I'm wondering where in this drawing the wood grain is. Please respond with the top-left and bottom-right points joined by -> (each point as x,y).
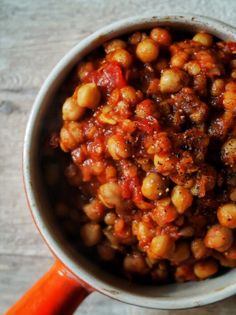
1,0 -> 236,314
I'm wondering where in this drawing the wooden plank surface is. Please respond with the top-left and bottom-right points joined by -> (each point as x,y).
1,0 -> 236,314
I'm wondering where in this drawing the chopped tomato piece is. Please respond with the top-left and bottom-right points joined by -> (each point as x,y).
135,116 -> 160,133
87,61 -> 127,93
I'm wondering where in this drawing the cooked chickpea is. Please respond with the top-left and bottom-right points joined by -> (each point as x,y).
60,121 -> 84,152
136,38 -> 159,63
148,235 -> 175,260
211,79 -> 225,96
123,253 -> 148,274
160,68 -> 186,93
171,52 -> 188,68
193,32 -> 213,47
77,61 -> 94,81
97,242 -> 116,261
120,86 -> 138,105
109,48 -> 132,68
230,188 -> 236,202
217,203 -> 236,228
107,135 -> 130,160
171,185 -> 193,214
80,223 -> 102,247
151,262 -> 169,283
231,69 -> 236,79
223,82 -> 236,111
77,83 -> 101,109
152,198 -> 178,226
104,212 -> 117,225
170,242 -> 190,265
141,173 -> 166,200
136,221 -> 154,243
104,39 -> 126,54
150,28 -> 172,46
204,224 -> 233,252
62,97 -> 85,121
221,138 -> 236,167
194,259 -> 218,279
191,239 -> 208,260
83,199 -> 105,221
98,182 -> 123,209
185,61 -> 201,76
154,153 -> 176,176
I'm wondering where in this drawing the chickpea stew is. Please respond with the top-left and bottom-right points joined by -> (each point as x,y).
44,27 -> 236,284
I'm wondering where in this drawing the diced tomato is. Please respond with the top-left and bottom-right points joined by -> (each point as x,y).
135,116 -> 160,134
227,42 -> 236,53
87,61 -> 127,94
120,175 -> 143,202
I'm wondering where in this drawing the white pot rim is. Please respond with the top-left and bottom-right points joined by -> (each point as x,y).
23,14 -> 236,310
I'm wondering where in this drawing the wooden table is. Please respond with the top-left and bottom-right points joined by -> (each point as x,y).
1,0 -> 236,314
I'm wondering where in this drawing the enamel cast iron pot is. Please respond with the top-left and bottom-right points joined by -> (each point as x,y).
5,15 -> 236,315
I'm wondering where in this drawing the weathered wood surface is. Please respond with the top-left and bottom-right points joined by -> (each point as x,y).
1,0 -> 236,314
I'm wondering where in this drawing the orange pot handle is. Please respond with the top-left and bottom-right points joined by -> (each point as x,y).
5,260 -> 90,315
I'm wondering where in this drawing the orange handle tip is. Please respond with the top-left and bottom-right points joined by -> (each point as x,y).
5,260 -> 90,315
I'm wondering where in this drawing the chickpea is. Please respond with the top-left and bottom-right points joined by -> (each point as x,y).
194,259 -> 218,279
141,173 -> 166,200
231,69 -> 236,79
175,265 -> 196,282
105,165 -> 117,181
107,135 -> 130,160
136,38 -> 159,63
160,68 -> 186,93
123,253 -> 148,274
135,99 -> 155,118
97,242 -> 116,261
150,28 -> 172,46
104,212 -> 117,225
62,97 -> 85,121
211,79 -> 225,96
98,182 -> 123,209
171,185 -> 193,214
151,262 -> 169,283
170,242 -> 190,265
83,199 -> 105,222
80,223 -> 102,247
185,61 -> 201,76
191,239 -> 208,260
215,253 -> 236,268
204,224 -> 233,252
152,198 -> 178,226
60,121 -> 84,152
77,83 -> 101,109
148,235 -> 175,260
104,39 -> 126,54
230,188 -> 236,202
98,105 -> 117,125
217,203 -> 236,228
171,52 -> 188,68
108,48 -> 132,68
223,82 -> 236,111
120,86 -> 138,105
77,61 -> 94,81
136,221 -> 154,243
221,138 -> 236,167
154,153 -> 176,176
193,32 -> 213,47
